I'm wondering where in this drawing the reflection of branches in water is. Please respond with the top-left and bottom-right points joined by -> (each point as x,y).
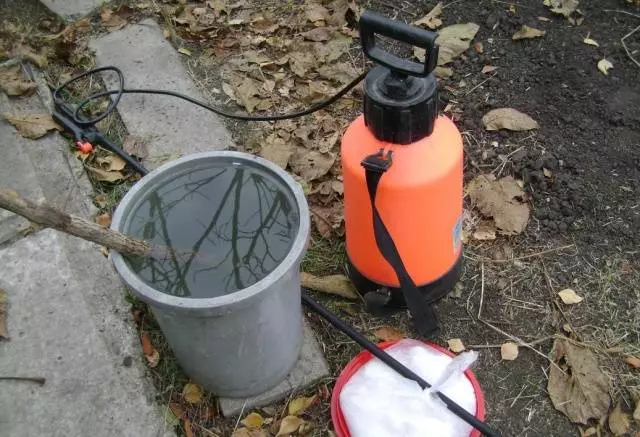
132,168 -> 294,297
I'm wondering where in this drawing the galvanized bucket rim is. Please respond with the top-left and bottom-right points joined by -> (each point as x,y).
110,151 -> 310,312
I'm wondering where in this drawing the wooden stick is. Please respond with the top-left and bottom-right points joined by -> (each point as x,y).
0,188 -> 151,257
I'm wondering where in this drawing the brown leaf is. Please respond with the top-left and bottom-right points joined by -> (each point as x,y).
100,8 -> 127,30
634,399 -> 640,421
413,2 -> 443,30
0,65 -> 37,96
447,338 -> 465,353
232,428 -> 268,437
87,167 -> 125,183
466,174 -> 530,235
558,288 -> 583,305
501,342 -> 519,360
140,331 -> 160,367
182,383 -> 204,404
472,221 -> 497,240
123,135 -> 148,160
0,288 -> 8,340
434,66 -> 453,78
609,403 -> 630,436
512,25 -> 546,40
289,149 -> 335,181
3,112 -> 62,139
434,23 -> 479,66
623,356 -> 640,369
306,3 -> 330,24
302,27 -> 333,42
327,0 -> 358,27
276,415 -> 303,436
544,0 -> 579,18
97,154 -> 127,172
94,194 -> 108,208
316,62 -> 358,84
289,51 -> 316,77
288,395 -> 317,416
95,213 -> 112,227
548,339 -> 611,424
300,272 -> 358,299
234,77 -> 261,112
260,134 -> 294,169
482,65 -> 498,74
373,326 -> 405,342
241,412 -> 265,429
482,108 -> 538,131
184,419 -> 194,437
316,34 -> 352,63
13,45 -> 48,68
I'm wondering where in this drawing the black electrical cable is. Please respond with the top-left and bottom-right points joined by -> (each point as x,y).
52,66 -> 367,127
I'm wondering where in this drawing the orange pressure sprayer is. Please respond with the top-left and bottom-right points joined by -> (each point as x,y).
342,11 -> 464,337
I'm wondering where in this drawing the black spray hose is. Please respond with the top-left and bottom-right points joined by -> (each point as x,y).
302,294 -> 500,437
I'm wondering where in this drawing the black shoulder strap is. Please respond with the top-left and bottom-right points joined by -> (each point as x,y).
361,149 -> 439,338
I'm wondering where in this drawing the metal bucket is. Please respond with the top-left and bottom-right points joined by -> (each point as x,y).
110,151 -> 310,397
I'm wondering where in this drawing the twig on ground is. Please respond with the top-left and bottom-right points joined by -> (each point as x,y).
469,335 -> 555,349
0,376 -> 46,385
464,73 -> 497,96
487,244 -> 576,263
477,262 -> 485,319
621,25 -> 640,69
232,401 -> 247,432
603,10 -> 640,19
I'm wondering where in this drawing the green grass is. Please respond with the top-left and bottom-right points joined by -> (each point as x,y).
301,236 -> 347,277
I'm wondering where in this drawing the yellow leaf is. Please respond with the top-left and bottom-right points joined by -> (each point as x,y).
558,288 -> 583,305
276,416 -> 303,436
608,403 -> 630,436
501,342 -> 519,360
512,25 -> 546,40
447,338 -> 465,353
178,47 -> 192,56
583,33 -> 599,47
288,395 -> 317,416
241,412 -> 264,429
3,112 -> 62,139
182,383 -> 204,404
373,326 -> 405,342
597,59 -> 613,75
163,28 -> 171,39
543,168 -> 553,178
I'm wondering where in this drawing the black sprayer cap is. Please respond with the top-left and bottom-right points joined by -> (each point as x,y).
360,10 -> 440,145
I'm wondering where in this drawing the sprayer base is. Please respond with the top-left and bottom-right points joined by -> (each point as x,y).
346,251 -> 463,310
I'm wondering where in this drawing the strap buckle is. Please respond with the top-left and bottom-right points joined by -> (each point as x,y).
361,149 -> 393,173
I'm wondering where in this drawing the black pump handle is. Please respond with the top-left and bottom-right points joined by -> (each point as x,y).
359,10 -> 439,77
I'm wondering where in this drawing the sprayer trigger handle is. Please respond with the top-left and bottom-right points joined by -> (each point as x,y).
359,10 -> 439,77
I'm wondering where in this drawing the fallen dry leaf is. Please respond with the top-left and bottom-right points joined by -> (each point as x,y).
95,213 -> 112,227
0,288 -> 7,340
289,149 -> 335,181
481,65 -> 498,74
97,154 -> 127,172
123,135 -> 148,160
13,44 -> 48,68
428,23 -> 479,66
482,108 -> 539,131
448,338 -> 465,353
234,77 -> 262,112
623,356 -> 640,369
512,25 -> 546,40
300,272 -> 358,299
373,326 -> 405,342
232,428 -> 268,437
501,342 -> 519,361
558,288 -> 583,305
597,59 -> 613,75
0,65 -> 36,96
87,167 -> 125,183
544,0 -> 579,18
473,221 -> 497,241
288,395 -> 317,416
548,338 -> 611,424
634,399 -> 640,421
3,112 -> 62,139
413,2 -> 443,30
609,403 -> 630,436
241,412 -> 264,429
140,331 -> 160,367
100,8 -> 127,30
260,134 -> 294,169
276,415 -> 303,436
434,66 -> 453,78
182,383 -> 204,404
466,174 -> 530,235
178,47 -> 192,56
583,33 -> 599,47
184,419 -> 194,437
543,168 -> 553,178
302,27 -> 333,42
306,2 -> 330,24
94,194 -> 108,208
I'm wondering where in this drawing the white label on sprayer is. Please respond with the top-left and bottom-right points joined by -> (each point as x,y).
452,215 -> 463,252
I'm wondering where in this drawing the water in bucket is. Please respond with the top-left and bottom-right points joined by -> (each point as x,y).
124,162 -> 299,298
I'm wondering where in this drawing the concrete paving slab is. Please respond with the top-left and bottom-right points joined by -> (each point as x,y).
90,19 -> 233,169
39,0 -> 105,21
218,321 -> 330,417
0,230 -> 173,437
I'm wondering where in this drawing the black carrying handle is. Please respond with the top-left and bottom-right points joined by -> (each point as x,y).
359,10 -> 439,77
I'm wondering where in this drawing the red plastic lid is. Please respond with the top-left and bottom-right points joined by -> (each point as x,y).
331,340 -> 486,437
